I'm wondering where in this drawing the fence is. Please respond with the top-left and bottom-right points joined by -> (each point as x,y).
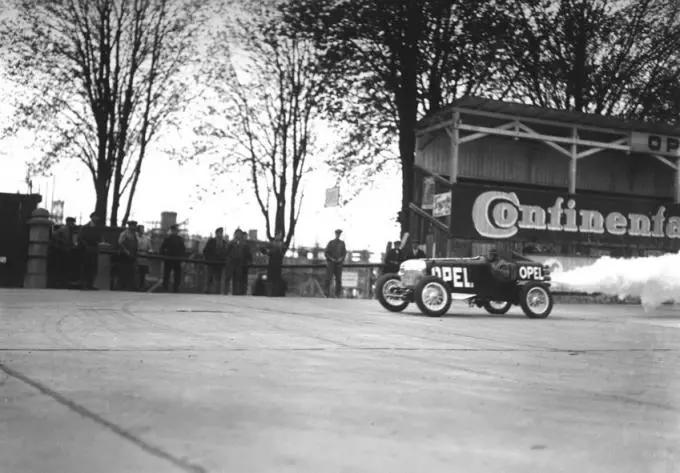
101,249 -> 382,298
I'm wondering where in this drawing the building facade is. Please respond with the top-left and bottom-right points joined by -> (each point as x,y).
411,97 -> 680,259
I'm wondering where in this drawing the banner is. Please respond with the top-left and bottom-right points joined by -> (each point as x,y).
324,187 -> 340,207
448,182 -> 680,246
630,131 -> 680,158
432,192 -> 451,217
422,177 -> 435,209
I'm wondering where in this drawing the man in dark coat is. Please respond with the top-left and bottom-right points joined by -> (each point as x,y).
160,224 -> 186,293
51,217 -> 78,288
203,227 -> 228,294
324,229 -> 347,298
117,220 -> 139,291
226,229 -> 252,295
403,240 -> 426,261
261,230 -> 285,296
77,212 -> 102,290
382,239 -> 403,274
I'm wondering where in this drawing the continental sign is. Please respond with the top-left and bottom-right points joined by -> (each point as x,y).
450,183 -> 680,243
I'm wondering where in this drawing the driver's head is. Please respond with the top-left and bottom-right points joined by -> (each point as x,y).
488,248 -> 499,262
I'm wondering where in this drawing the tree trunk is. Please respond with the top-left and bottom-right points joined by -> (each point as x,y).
93,174 -> 109,224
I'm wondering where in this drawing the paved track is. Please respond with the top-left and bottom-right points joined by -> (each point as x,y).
1,290 -> 679,473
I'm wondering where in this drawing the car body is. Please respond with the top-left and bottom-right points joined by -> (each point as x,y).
376,253 -> 554,318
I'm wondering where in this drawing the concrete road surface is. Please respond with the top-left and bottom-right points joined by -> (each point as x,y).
1,289 -> 679,473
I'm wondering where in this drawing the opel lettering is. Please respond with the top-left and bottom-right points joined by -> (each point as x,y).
431,266 -> 474,288
518,265 -> 544,281
471,191 -> 680,240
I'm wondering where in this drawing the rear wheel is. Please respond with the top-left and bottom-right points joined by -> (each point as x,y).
483,300 -> 512,315
414,276 -> 452,317
376,274 -> 409,312
519,282 -> 553,318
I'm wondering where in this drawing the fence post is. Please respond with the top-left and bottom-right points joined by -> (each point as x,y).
96,242 -> 113,291
24,208 -> 52,289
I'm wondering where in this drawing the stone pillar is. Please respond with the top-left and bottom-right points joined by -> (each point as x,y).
24,208 -> 52,289
96,242 -> 113,291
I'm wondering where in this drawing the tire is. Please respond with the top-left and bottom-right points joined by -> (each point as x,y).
519,282 -> 554,318
414,276 -> 452,317
376,274 -> 409,312
483,300 -> 512,315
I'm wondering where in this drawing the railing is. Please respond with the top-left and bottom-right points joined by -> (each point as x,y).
100,248 -> 383,299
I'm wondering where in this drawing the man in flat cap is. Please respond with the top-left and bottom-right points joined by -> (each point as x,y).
77,212 -> 102,290
51,216 -> 78,288
203,227 -> 229,294
403,238 -> 426,261
117,220 -> 139,290
324,228 -> 347,298
160,224 -> 186,293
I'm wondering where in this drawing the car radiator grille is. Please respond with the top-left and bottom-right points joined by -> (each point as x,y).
401,270 -> 422,287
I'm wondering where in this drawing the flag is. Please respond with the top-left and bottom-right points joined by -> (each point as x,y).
324,186 -> 340,208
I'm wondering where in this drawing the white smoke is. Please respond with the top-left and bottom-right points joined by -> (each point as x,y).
550,253 -> 680,311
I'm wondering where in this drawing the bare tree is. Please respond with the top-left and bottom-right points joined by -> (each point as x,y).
0,0 -> 207,226
195,7 -> 329,250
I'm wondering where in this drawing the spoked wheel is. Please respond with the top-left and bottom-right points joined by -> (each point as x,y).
375,274 -> 409,312
483,300 -> 512,315
520,282 -> 554,318
414,276 -> 452,317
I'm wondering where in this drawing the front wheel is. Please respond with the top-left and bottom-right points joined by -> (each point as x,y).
376,274 -> 409,312
519,282 -> 554,318
483,300 -> 512,315
414,276 -> 452,317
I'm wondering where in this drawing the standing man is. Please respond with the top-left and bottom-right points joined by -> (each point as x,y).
136,224 -> 152,291
324,229 -> 347,298
117,220 -> 139,291
403,239 -> 426,261
160,224 -> 186,293
226,229 -> 252,295
203,227 -> 228,294
262,230 -> 285,296
51,216 -> 78,288
382,239 -> 403,274
77,212 -> 102,290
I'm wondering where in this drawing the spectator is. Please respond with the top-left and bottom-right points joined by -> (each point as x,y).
203,227 -> 228,294
383,239 -> 403,274
51,216 -> 78,288
226,229 -> 252,295
403,239 -> 426,261
77,212 -> 102,290
324,229 -> 347,298
261,230 -> 285,296
160,224 -> 186,293
117,220 -> 139,291
136,224 -> 152,291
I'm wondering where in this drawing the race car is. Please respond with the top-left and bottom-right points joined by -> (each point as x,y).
375,251 -> 554,318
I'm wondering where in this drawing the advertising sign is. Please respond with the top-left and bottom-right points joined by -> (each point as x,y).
433,192 -> 451,217
422,177 -> 435,210
342,270 -> 359,288
630,131 -> 680,158
449,182 -> 680,245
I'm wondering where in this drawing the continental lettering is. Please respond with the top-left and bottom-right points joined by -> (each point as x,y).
471,190 -> 678,240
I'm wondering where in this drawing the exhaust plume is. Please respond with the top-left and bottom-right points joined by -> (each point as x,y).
549,253 -> 680,311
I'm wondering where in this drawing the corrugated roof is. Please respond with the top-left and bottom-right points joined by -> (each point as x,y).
416,97 -> 680,136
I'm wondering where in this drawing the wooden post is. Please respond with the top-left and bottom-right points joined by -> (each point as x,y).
569,127 -> 578,195
96,242 -> 113,291
24,208 -> 52,289
676,157 -> 680,204
447,111 -> 460,257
